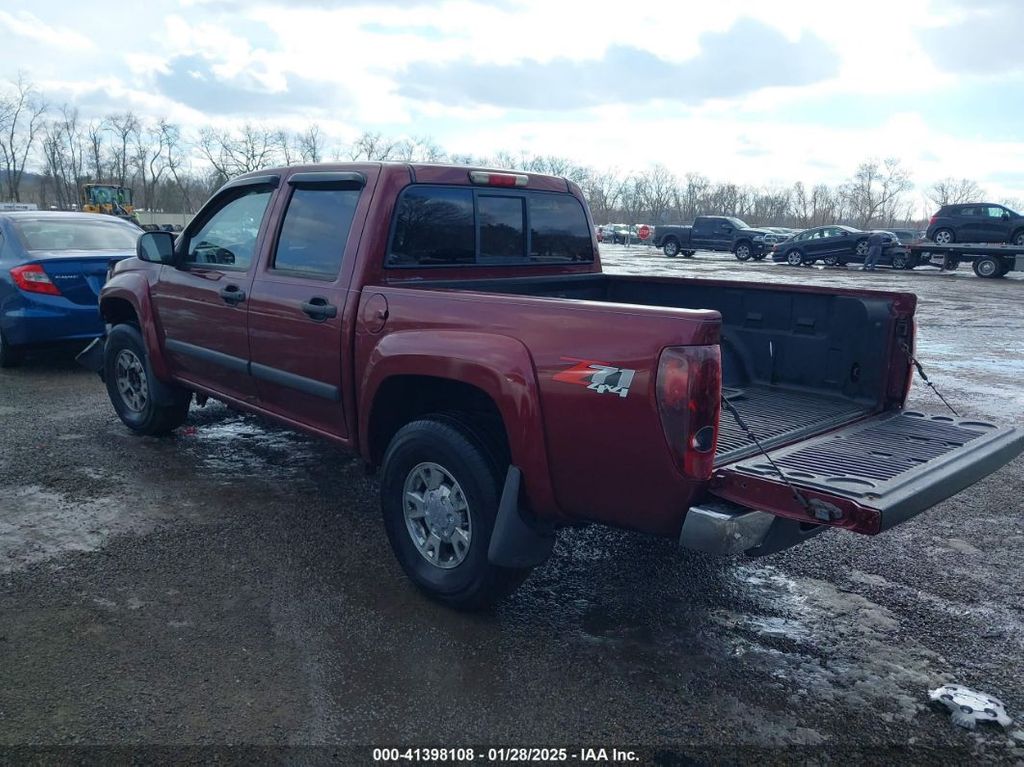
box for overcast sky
[2,0,1023,202]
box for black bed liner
[716,385,871,465]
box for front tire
[663,238,680,258]
[0,330,24,368]
[854,239,869,258]
[1011,230,1024,247]
[891,251,912,270]
[381,417,530,610]
[734,242,752,261]
[104,324,191,435]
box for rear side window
[273,187,360,277]
[387,186,592,268]
[389,187,475,266]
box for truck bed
[408,272,904,463]
[715,385,871,464]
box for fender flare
[359,329,561,518]
[99,276,171,381]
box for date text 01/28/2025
[372,746,640,762]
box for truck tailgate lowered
[709,411,1024,535]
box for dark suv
[926,203,1024,246]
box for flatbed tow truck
[907,242,1024,278]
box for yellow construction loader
[80,184,140,224]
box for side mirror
[137,230,176,264]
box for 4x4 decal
[553,358,636,398]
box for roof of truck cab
[230,162,572,193]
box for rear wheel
[104,324,191,435]
[663,238,680,258]
[0,330,24,368]
[381,417,530,610]
[933,228,955,245]
[785,248,805,266]
[972,256,1003,278]
[734,242,752,261]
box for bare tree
[297,124,325,164]
[199,123,281,183]
[638,164,677,225]
[0,73,47,201]
[106,112,139,187]
[842,158,913,227]
[926,177,985,206]
[348,131,397,161]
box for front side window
[186,188,273,269]
[273,187,360,277]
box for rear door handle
[219,285,246,305]
[301,297,337,321]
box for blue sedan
[0,212,140,367]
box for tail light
[656,345,722,479]
[10,264,61,295]
[929,215,938,226]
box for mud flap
[488,466,556,568]
[709,411,1024,535]
[76,337,105,378]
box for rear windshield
[14,218,139,251]
[387,186,593,268]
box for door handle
[301,296,337,321]
[219,285,246,305]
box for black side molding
[165,338,249,374]
[250,362,340,401]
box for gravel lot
[1,247,1023,762]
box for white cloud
[0,9,96,51]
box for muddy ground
[1,248,1023,763]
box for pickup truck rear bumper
[679,499,825,556]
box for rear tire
[381,417,531,610]
[104,324,191,435]
[972,256,1003,278]
[0,330,24,368]
[933,228,955,245]
[662,239,680,258]
[785,248,805,266]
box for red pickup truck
[80,163,1024,609]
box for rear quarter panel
[356,286,721,535]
